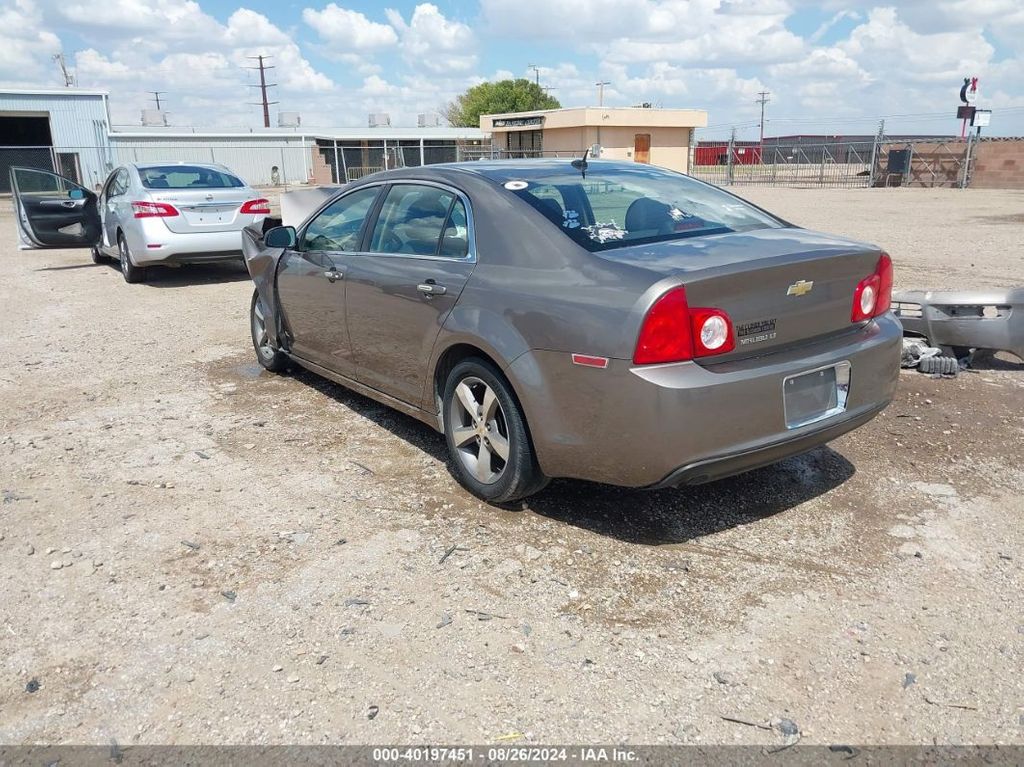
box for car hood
[592,226,881,276]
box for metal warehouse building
[0,88,113,191]
[1,88,487,192]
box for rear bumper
[892,288,1024,359]
[509,313,902,487]
[125,220,256,264]
[648,401,885,488]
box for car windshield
[139,166,244,190]
[481,162,782,251]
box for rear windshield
[483,163,782,251]
[139,166,244,190]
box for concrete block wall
[971,139,1024,189]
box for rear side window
[486,164,782,251]
[368,184,458,257]
[301,186,380,252]
[139,165,244,190]
[439,200,469,258]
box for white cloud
[56,0,220,41]
[302,4,399,50]
[361,74,399,97]
[0,0,1021,135]
[385,3,477,73]
[0,0,64,86]
[35,2,334,125]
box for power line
[698,105,1024,134]
[246,54,278,129]
[755,90,770,146]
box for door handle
[323,270,344,282]
[417,282,447,296]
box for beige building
[479,106,708,173]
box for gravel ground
[0,188,1022,747]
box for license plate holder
[783,361,851,429]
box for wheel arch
[429,340,535,447]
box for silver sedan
[10,162,269,283]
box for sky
[2,0,1023,137]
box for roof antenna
[571,148,590,179]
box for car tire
[90,244,106,264]
[919,355,958,376]
[117,234,147,284]
[442,358,548,504]
[250,289,289,373]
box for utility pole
[756,90,770,147]
[727,127,736,186]
[528,63,541,88]
[596,81,611,107]
[53,53,74,87]
[149,91,167,110]
[246,55,278,128]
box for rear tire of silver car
[117,234,147,284]
[442,358,547,505]
[250,289,289,373]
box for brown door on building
[634,134,651,164]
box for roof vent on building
[278,111,301,128]
[141,109,168,127]
[369,112,391,128]
[417,113,440,128]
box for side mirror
[264,225,297,249]
[69,188,85,200]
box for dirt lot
[1,187,1022,747]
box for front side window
[103,171,120,198]
[484,163,783,252]
[138,165,243,190]
[109,169,129,197]
[368,184,458,257]
[301,186,380,252]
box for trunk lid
[146,188,255,234]
[603,227,884,360]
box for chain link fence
[0,138,491,195]
[1,135,992,195]
[691,135,979,189]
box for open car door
[10,167,101,250]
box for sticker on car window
[504,180,528,191]
[583,221,626,243]
[562,210,580,229]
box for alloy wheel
[448,376,510,485]
[252,300,273,360]
[119,239,129,278]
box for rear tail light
[691,308,736,355]
[240,198,271,215]
[132,201,179,218]
[633,286,734,364]
[875,252,893,315]
[852,253,893,322]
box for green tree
[445,79,561,127]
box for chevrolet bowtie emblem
[787,280,814,297]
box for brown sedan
[243,159,901,503]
